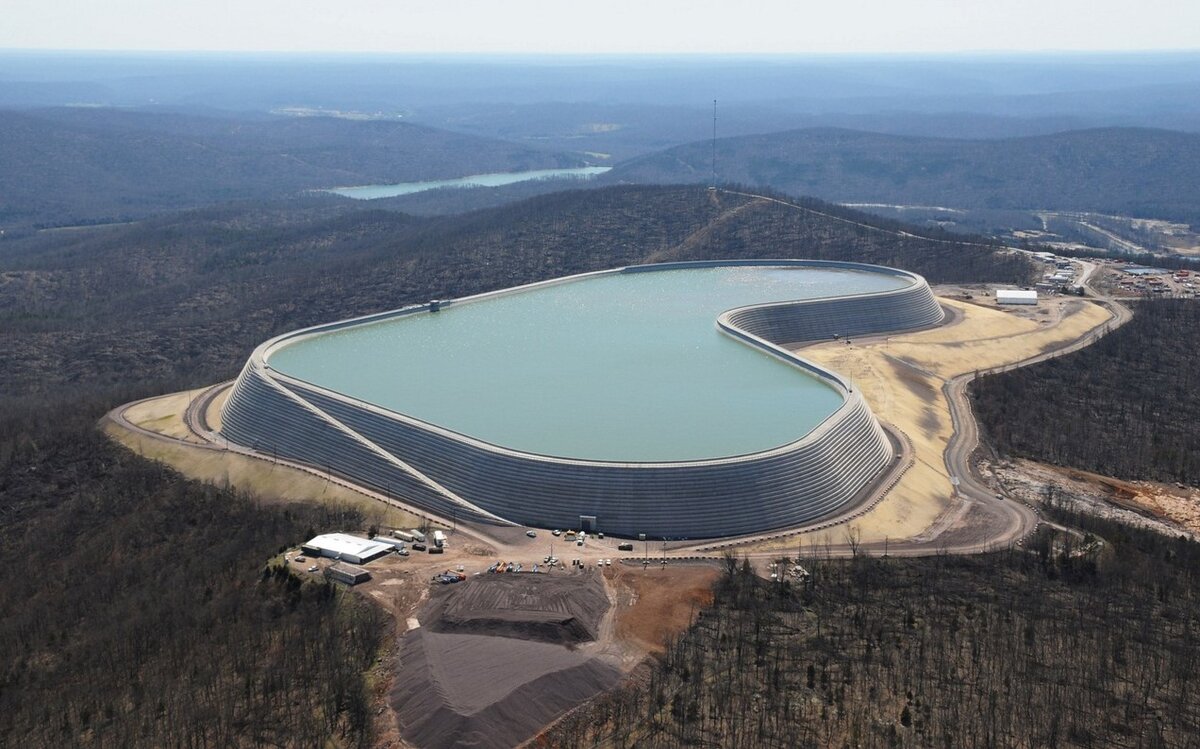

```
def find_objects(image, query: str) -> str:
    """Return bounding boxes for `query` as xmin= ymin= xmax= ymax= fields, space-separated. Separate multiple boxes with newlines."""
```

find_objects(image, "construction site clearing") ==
xmin=105 ymin=264 xmax=1182 ymax=747
xmin=280 ymin=528 xmax=720 ymax=749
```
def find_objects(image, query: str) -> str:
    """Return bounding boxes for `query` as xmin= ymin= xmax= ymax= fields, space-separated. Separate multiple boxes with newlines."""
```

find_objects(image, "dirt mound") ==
xmin=391 ymin=629 xmax=621 ymax=749
xmin=392 ymin=572 xmax=620 ymax=749
xmin=422 ymin=571 xmax=609 ymax=645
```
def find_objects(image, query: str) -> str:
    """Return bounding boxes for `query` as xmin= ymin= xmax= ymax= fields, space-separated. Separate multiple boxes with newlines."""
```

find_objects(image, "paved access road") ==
xmin=107 ymin=233 xmax=1128 ymax=564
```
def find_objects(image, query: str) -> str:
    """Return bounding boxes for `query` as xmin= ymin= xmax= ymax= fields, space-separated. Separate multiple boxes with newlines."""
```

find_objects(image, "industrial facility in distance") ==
xmin=220 ymin=260 xmax=944 ymax=538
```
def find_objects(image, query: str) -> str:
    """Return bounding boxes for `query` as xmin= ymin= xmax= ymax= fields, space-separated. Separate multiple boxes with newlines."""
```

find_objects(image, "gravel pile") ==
xmin=391 ymin=571 xmax=620 ymax=749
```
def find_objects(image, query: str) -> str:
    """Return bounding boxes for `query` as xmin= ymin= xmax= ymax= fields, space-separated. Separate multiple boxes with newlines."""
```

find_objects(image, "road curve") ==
xmin=105 ymin=214 xmax=1129 ymax=562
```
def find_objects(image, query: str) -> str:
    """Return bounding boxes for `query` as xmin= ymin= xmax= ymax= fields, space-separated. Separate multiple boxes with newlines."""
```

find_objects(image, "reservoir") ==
xmin=324 ymin=166 xmax=611 ymax=200
xmin=267 ymin=265 xmax=907 ymax=462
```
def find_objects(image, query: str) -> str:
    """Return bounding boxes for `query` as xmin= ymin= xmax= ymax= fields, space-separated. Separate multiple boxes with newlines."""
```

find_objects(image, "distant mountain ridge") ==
xmin=608 ymin=126 xmax=1200 ymax=225
xmin=0 ymin=108 xmax=582 ymax=230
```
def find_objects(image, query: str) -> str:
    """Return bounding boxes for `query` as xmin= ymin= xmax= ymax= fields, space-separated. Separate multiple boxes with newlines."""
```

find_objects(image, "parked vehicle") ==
xmin=526 ymin=530 xmax=537 ymax=538
xmin=617 ymin=543 xmax=634 ymax=551
xmin=433 ymin=530 xmax=447 ymax=548
xmin=412 ymin=543 xmax=427 ymax=552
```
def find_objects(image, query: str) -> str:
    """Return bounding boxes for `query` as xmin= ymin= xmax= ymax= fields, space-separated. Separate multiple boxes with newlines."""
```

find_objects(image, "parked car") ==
xmin=525 ymin=530 xmax=537 ymax=538
xmin=412 ymin=543 xmax=427 ymax=551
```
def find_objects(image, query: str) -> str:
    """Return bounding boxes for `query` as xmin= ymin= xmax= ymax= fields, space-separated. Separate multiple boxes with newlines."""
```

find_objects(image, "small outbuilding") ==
xmin=301 ymin=533 xmax=393 ymax=564
xmin=325 ymin=562 xmax=371 ymax=586
xmin=996 ymin=289 xmax=1038 ymax=305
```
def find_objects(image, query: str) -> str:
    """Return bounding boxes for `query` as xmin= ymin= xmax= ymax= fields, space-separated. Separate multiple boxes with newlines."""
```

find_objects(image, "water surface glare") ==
xmin=323 ymin=166 xmax=611 ymax=199
xmin=268 ymin=267 xmax=907 ymax=461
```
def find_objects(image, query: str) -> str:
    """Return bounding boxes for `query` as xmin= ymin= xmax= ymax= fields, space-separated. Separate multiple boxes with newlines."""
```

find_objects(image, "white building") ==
xmin=301 ymin=533 xmax=393 ymax=564
xmin=996 ymin=289 xmax=1038 ymax=305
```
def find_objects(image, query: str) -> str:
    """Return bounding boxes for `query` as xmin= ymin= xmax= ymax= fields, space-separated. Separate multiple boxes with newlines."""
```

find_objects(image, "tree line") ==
xmin=0 ymin=392 xmax=387 ymax=748
xmin=543 ymin=506 xmax=1200 ymax=748
xmin=972 ymin=299 xmax=1200 ymax=485
xmin=0 ymin=183 xmax=1035 ymax=746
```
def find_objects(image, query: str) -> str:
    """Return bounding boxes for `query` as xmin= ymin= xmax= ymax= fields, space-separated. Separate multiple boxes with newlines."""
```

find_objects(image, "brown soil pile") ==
xmin=391 ymin=571 xmax=621 ymax=749
xmin=422 ymin=571 xmax=609 ymax=645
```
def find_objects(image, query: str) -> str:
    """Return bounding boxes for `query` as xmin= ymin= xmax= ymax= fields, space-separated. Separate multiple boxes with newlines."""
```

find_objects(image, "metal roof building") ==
xmin=996 ymin=289 xmax=1038 ymax=305
xmin=301 ymin=533 xmax=393 ymax=564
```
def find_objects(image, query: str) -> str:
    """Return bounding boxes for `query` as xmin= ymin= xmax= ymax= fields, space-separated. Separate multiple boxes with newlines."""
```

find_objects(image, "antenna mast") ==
xmin=710 ymin=99 xmax=718 ymax=190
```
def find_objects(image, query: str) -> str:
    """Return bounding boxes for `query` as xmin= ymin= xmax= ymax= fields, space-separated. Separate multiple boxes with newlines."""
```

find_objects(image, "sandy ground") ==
xmin=104 ymin=284 xmax=1126 ymax=747
xmin=334 ymin=547 xmax=720 ymax=749
xmin=992 ymin=457 xmax=1200 ymax=539
xmin=123 ymin=388 xmax=210 ymax=443
xmin=607 ymin=563 xmax=720 ymax=656
xmin=312 ymin=539 xmax=719 ymax=749
xmin=111 ymin=288 xmax=1112 ymax=558
xmin=205 ymin=386 xmax=228 ymax=432
xmin=105 ymin=420 xmax=424 ymax=530
xmin=743 ymin=293 xmax=1114 ymax=552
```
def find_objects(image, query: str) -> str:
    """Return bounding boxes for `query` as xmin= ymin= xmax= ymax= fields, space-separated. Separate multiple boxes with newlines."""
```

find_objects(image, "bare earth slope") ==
xmin=390 ymin=573 xmax=622 ymax=749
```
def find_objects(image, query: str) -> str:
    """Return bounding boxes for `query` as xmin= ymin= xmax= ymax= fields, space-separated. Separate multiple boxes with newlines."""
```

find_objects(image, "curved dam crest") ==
xmin=221 ymin=260 xmax=945 ymax=538
xmin=265 ymin=265 xmax=903 ymax=462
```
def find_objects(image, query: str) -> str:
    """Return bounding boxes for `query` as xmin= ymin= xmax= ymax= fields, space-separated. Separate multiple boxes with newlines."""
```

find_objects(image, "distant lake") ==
xmin=323 ymin=166 xmax=611 ymax=200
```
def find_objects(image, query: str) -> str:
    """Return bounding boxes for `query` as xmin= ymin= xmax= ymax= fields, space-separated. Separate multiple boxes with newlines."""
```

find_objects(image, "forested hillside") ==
xmin=609 ymin=127 xmax=1200 ymax=225
xmin=0 ymin=186 xmax=1030 ymax=394
xmin=972 ymin=299 xmax=1200 ymax=484
xmin=0 ymin=398 xmax=386 ymax=748
xmin=546 ymin=509 xmax=1200 ymax=748
xmin=0 ymin=108 xmax=582 ymax=230
xmin=0 ymin=185 xmax=1030 ymax=746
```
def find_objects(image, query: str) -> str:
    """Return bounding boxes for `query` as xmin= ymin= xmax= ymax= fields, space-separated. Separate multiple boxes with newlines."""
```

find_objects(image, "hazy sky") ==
xmin=3 ymin=0 xmax=1199 ymax=55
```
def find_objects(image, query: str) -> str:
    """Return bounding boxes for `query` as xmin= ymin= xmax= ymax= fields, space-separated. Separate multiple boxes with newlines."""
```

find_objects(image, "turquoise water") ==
xmin=268 ymin=266 xmax=907 ymax=461
xmin=323 ymin=166 xmax=611 ymax=200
